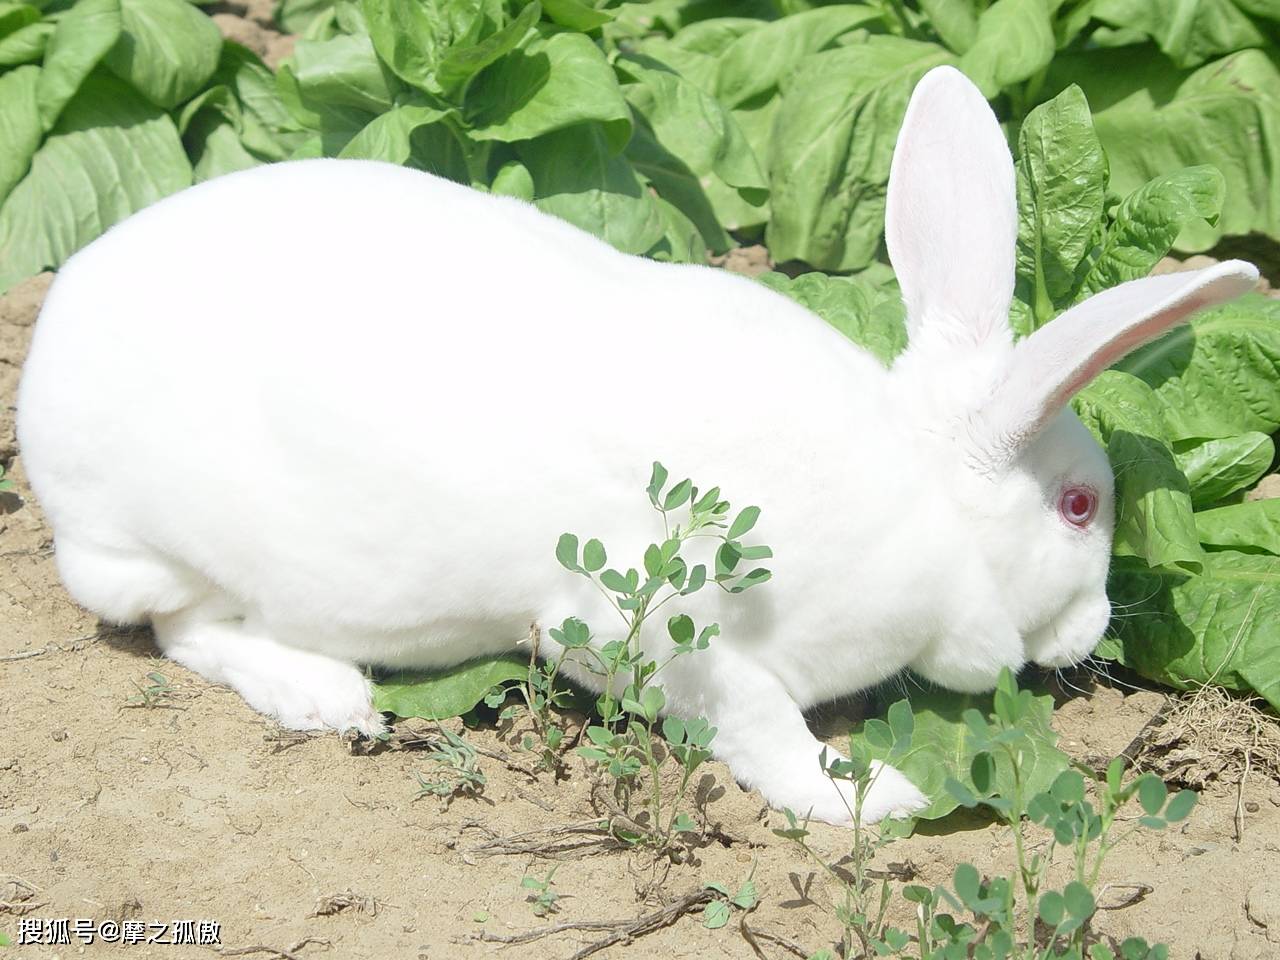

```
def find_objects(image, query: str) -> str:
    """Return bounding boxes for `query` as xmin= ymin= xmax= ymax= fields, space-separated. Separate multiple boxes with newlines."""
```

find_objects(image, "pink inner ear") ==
xmin=1045 ymin=296 xmax=1206 ymax=414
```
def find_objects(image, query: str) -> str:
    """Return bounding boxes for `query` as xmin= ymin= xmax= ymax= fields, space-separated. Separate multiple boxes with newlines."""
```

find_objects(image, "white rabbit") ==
xmin=16 ymin=66 xmax=1257 ymax=825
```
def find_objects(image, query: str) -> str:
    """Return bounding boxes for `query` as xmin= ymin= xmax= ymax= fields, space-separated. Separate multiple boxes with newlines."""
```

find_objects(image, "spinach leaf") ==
xmin=0 ymin=70 xmax=191 ymax=292
xmin=714 ymin=5 xmax=881 ymax=108
xmin=373 ymin=655 xmax=527 ymax=720
xmin=1110 ymin=552 xmax=1280 ymax=710
xmin=1073 ymin=165 xmax=1225 ymax=300
xmin=618 ymin=51 xmax=766 ymax=249
xmin=1175 ymin=433 xmax=1276 ymax=507
xmin=465 ymin=30 xmax=631 ymax=149
xmin=0 ymin=63 xmax=40 ymax=206
xmin=1092 ymin=0 xmax=1268 ymax=68
xmin=767 ymin=35 xmax=953 ymax=270
xmin=1013 ymin=84 xmax=1107 ymax=332
xmin=849 ymin=683 xmax=1068 ymax=821
xmin=1059 ymin=47 xmax=1280 ymax=252
xmin=1195 ymin=499 xmax=1280 ymax=555
xmin=517 ymin=123 xmax=666 ymax=255
xmin=757 ymin=269 xmax=907 ymax=365
xmin=35 ymin=0 xmax=121 ymax=131
xmin=1115 ymin=295 xmax=1280 ymax=441
xmin=958 ymin=0 xmax=1055 ymax=99
xmin=1072 ymin=371 xmax=1204 ymax=574
xmin=102 ymin=0 xmax=222 ymax=109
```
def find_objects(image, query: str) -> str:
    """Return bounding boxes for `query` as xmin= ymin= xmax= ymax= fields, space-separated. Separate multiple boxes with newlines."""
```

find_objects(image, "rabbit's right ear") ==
xmin=886 ymin=66 xmax=1016 ymax=352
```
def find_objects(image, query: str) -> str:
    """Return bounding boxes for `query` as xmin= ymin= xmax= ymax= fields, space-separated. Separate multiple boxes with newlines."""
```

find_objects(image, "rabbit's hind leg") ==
xmin=53 ymin=534 xmax=208 ymax=625
xmin=152 ymin=603 xmax=384 ymax=737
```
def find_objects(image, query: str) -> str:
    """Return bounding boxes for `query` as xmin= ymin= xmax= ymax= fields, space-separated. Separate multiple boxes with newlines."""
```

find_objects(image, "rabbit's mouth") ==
xmin=1024 ymin=592 xmax=1112 ymax=670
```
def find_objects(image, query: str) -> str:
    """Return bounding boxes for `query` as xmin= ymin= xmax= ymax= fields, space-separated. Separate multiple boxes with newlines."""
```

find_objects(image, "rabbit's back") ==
xmin=17 ymin=159 xmax=894 ymax=663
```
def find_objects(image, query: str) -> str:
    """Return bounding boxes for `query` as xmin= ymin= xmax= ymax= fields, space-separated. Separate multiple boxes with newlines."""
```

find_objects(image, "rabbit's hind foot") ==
xmin=152 ymin=605 xmax=384 ymax=737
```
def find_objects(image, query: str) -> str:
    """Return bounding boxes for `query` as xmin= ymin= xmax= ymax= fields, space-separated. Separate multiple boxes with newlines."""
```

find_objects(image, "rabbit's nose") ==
xmin=1026 ymin=593 xmax=1111 ymax=668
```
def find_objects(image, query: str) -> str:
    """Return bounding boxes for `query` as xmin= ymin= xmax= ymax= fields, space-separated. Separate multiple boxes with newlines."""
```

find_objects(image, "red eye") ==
xmin=1059 ymin=486 xmax=1097 ymax=527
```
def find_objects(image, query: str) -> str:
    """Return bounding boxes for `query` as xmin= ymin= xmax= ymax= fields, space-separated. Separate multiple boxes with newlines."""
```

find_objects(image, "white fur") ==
xmin=16 ymin=66 xmax=1257 ymax=824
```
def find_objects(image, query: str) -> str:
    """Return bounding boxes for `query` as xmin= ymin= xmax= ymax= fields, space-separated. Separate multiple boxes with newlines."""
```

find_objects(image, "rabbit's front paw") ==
xmin=226 ymin=655 xmax=384 ymax=737
xmin=860 ymin=762 xmax=929 ymax=823
xmin=786 ymin=762 xmax=928 ymax=826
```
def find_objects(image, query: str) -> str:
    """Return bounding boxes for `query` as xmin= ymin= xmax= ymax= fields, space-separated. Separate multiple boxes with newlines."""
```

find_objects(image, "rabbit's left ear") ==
xmin=973 ymin=260 xmax=1259 ymax=467
xmin=886 ymin=65 xmax=1016 ymax=351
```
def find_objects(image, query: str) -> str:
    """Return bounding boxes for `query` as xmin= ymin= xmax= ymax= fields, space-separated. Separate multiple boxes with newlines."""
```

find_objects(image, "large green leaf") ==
xmin=102 ymin=0 xmax=221 ymax=109
xmin=361 ymin=0 xmax=489 ymax=94
xmin=767 ymin=35 xmax=953 ymax=270
xmin=0 ymin=64 xmax=40 ymax=207
xmin=1092 ymin=0 xmax=1268 ymax=68
xmin=435 ymin=1 xmax=539 ymax=101
xmin=277 ymin=0 xmax=335 ymax=35
xmin=212 ymin=42 xmax=310 ymax=162
xmin=373 ymin=655 xmax=527 ymax=720
xmin=1072 ymin=371 xmax=1204 ymax=574
xmin=35 ymin=0 xmax=121 ymax=131
xmin=958 ymin=0 xmax=1055 ymax=98
xmin=1114 ymin=294 xmax=1280 ymax=442
xmin=338 ymin=101 xmax=448 ymax=163
xmin=1174 ymin=433 xmax=1276 ymax=507
xmin=0 ymin=20 xmax=53 ymax=67
xmin=0 ymin=2 xmax=39 ymax=40
xmin=624 ymin=115 xmax=732 ymax=253
xmin=1013 ymin=84 xmax=1107 ymax=332
xmin=289 ymin=32 xmax=401 ymax=153
xmin=624 ymin=19 xmax=761 ymax=94
xmin=757 ymin=270 xmax=907 ymax=365
xmin=1073 ymin=166 xmax=1225 ymax=300
xmin=185 ymin=114 xmax=260 ymax=182
xmin=518 ymin=123 xmax=666 ymax=255
xmin=849 ymin=683 xmax=1068 ymax=821
xmin=618 ymin=52 xmax=766 ymax=249
xmin=1053 ymin=47 xmax=1280 ymax=251
xmin=1110 ymin=552 xmax=1280 ymax=710
xmin=714 ymin=5 xmax=881 ymax=108
xmin=0 ymin=70 xmax=190 ymax=294
xmin=917 ymin=0 xmax=979 ymax=53
xmin=466 ymin=31 xmax=631 ymax=149
xmin=0 ymin=72 xmax=192 ymax=293
xmin=1195 ymin=499 xmax=1280 ymax=555
xmin=542 ymin=0 xmax=612 ymax=31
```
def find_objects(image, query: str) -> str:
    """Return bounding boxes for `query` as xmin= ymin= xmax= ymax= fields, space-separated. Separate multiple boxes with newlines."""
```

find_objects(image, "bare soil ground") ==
xmin=3 ymin=273 xmax=1280 ymax=960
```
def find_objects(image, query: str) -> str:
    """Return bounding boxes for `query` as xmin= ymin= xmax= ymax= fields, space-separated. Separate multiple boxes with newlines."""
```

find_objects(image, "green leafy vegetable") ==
xmin=1174 ymin=433 xmax=1275 ymax=507
xmin=0 ymin=70 xmax=190 ymax=291
xmin=1116 ymin=295 xmax=1280 ymax=441
xmin=766 ymin=35 xmax=953 ymax=270
xmin=373 ymin=655 xmax=528 ymax=720
xmin=102 ymin=0 xmax=221 ymax=110
xmin=849 ymin=678 xmax=1068 ymax=821
xmin=1110 ymin=552 xmax=1280 ymax=710
xmin=1073 ymin=372 xmax=1204 ymax=574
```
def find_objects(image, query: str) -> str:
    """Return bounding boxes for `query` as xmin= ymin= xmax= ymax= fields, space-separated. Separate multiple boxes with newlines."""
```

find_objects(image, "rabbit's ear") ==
xmin=973 ymin=261 xmax=1259 ymax=467
xmin=885 ymin=65 xmax=1016 ymax=350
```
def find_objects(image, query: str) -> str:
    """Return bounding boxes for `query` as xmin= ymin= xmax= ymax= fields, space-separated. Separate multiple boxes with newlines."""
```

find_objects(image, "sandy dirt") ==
xmin=2 ymin=272 xmax=1279 ymax=960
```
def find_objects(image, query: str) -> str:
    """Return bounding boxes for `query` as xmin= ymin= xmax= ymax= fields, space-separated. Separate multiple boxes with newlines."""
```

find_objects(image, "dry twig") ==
xmin=215 ymin=937 xmax=330 ymax=960
xmin=471 ymin=887 xmax=716 ymax=959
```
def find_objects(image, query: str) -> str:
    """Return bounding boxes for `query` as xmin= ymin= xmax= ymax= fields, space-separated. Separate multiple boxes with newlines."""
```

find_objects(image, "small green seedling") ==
xmin=521 ymin=867 xmax=560 ymax=917
xmin=704 ymin=871 xmax=758 ymax=929
xmin=412 ymin=728 xmax=485 ymax=803
xmin=125 ymin=671 xmax=180 ymax=709
xmin=776 ymin=669 xmax=1195 ymax=959
xmin=549 ymin=462 xmax=771 ymax=854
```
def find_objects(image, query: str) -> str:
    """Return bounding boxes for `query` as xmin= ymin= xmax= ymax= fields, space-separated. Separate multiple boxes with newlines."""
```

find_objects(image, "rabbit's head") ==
xmin=883 ymin=66 xmax=1257 ymax=692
